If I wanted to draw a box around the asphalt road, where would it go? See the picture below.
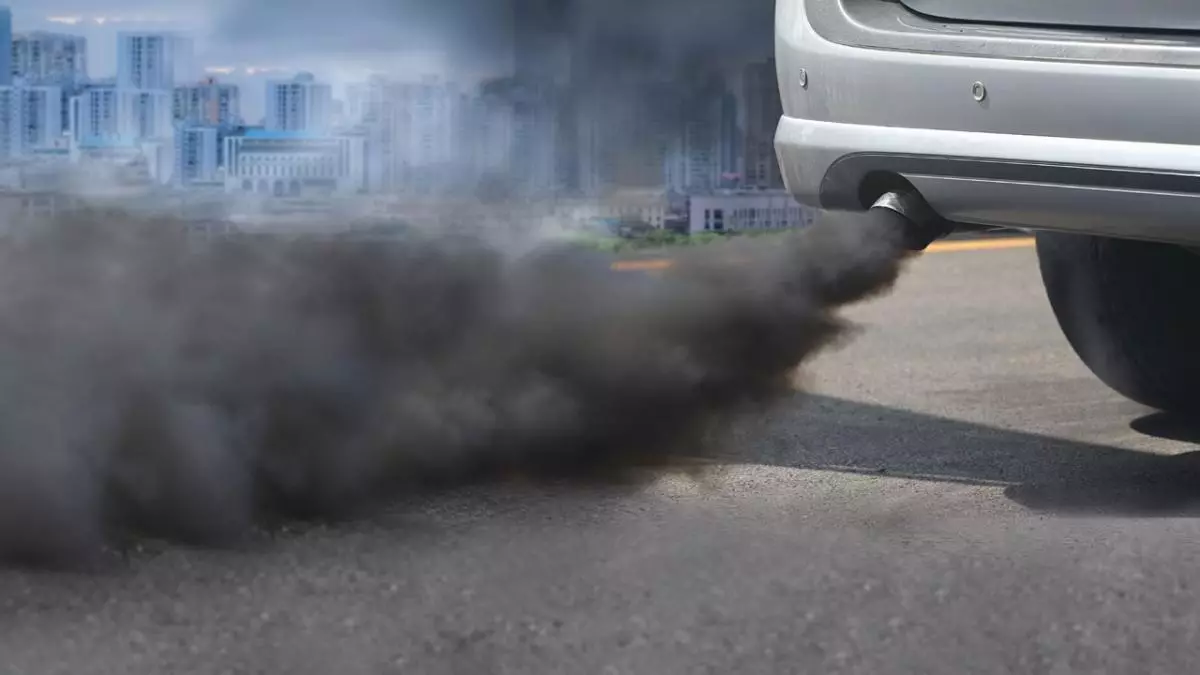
[5,235,1200,675]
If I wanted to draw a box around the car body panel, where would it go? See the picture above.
[899,0,1200,33]
[774,0,1200,245]
[807,0,1200,67]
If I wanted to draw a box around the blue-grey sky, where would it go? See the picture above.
[8,0,772,81]
[7,0,512,82]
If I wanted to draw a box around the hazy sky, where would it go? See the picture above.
[8,0,513,82]
[8,0,772,81]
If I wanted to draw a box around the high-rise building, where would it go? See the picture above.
[71,83,170,143]
[509,82,560,196]
[575,81,675,196]
[741,58,784,190]
[174,77,240,126]
[70,83,119,143]
[466,86,514,174]
[264,72,332,133]
[0,7,11,87]
[0,84,64,158]
[12,31,86,134]
[118,89,172,140]
[174,125,220,185]
[12,32,87,84]
[344,76,389,127]
[717,92,740,185]
[382,77,467,194]
[0,87,19,158]
[117,32,194,90]
[665,87,741,194]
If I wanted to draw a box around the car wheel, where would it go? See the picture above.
[1036,231,1200,412]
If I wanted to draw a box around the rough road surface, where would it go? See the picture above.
[4,236,1198,675]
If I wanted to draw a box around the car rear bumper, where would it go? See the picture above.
[775,0,1200,244]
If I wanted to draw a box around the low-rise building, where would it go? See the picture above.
[687,190,813,234]
[223,128,366,197]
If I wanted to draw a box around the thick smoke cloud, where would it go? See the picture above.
[0,211,911,569]
[206,0,774,78]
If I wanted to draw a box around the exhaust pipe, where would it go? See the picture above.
[869,190,954,251]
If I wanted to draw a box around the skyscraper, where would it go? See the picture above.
[174,77,240,126]
[741,58,784,190]
[117,32,193,90]
[0,7,11,87]
[70,83,120,143]
[0,84,65,158]
[174,125,220,185]
[12,32,87,84]
[14,31,89,136]
[717,92,740,185]
[509,81,560,196]
[264,72,332,133]
[118,89,172,140]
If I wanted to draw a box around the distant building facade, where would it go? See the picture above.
[12,31,87,84]
[264,73,332,134]
[687,191,812,234]
[223,128,365,196]
[174,77,240,126]
[174,125,220,185]
[741,58,784,190]
[0,84,64,159]
[69,84,171,144]
[116,32,193,90]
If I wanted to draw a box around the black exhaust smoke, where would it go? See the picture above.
[0,207,918,568]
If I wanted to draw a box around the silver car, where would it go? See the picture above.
[774,0,1200,413]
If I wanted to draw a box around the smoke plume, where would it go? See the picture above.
[0,209,910,568]
[207,0,774,79]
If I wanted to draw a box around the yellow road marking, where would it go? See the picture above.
[925,237,1035,253]
[610,259,675,272]
[608,236,1035,271]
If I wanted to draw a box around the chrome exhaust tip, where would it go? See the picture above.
[869,191,954,251]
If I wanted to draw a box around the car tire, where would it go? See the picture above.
[1036,231,1200,412]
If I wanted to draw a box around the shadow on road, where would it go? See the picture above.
[1131,412,1200,445]
[723,394,1200,517]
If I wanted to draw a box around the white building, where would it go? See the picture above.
[12,32,87,84]
[344,76,388,126]
[174,125,220,185]
[687,191,813,234]
[118,89,172,140]
[0,84,64,159]
[341,76,471,195]
[70,84,118,143]
[264,72,332,134]
[390,78,468,194]
[117,32,194,91]
[555,190,671,231]
[70,84,171,144]
[224,129,365,197]
[174,76,240,126]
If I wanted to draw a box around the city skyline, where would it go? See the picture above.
[0,0,785,214]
